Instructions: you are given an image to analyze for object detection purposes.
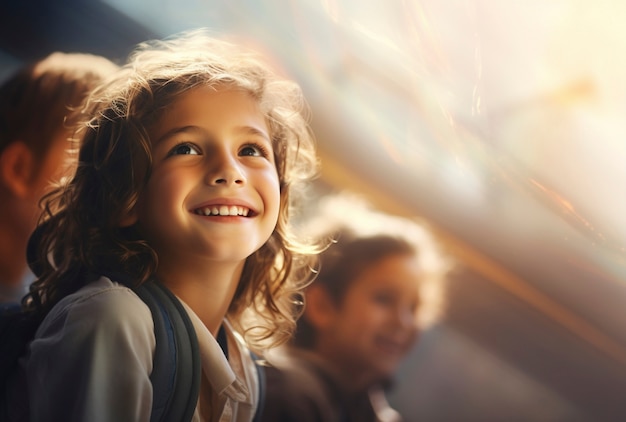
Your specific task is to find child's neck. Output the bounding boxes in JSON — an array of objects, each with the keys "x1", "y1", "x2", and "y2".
[{"x1": 157, "y1": 260, "x2": 244, "y2": 336}]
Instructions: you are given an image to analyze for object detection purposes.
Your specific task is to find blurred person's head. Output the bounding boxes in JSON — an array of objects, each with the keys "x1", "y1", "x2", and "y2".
[
  {"x1": 292, "y1": 193, "x2": 451, "y2": 390},
  {"x1": 0, "y1": 52, "x2": 118, "y2": 291}
]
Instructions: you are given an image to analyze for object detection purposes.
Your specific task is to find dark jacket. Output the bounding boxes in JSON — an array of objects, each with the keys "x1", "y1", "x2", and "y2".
[{"x1": 260, "y1": 349, "x2": 402, "y2": 422}]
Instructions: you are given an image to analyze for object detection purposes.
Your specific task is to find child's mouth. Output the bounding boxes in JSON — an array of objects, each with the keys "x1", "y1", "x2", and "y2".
[{"x1": 193, "y1": 205, "x2": 251, "y2": 217}]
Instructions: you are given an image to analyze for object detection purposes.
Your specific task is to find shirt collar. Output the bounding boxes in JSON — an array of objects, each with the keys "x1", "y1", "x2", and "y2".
[{"x1": 177, "y1": 299, "x2": 250, "y2": 402}]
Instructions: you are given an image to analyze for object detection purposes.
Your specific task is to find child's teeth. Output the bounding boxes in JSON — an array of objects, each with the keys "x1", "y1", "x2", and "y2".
[{"x1": 196, "y1": 205, "x2": 250, "y2": 216}]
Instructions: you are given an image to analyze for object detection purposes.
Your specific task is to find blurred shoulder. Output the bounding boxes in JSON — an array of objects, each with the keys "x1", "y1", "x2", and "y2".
[
  {"x1": 39, "y1": 276, "x2": 152, "y2": 334},
  {"x1": 262, "y1": 349, "x2": 339, "y2": 422}
]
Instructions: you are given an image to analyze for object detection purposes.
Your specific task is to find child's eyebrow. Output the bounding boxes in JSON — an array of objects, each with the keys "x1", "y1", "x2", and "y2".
[
  {"x1": 153, "y1": 125, "x2": 271, "y2": 146},
  {"x1": 237, "y1": 125, "x2": 271, "y2": 143},
  {"x1": 154, "y1": 125, "x2": 202, "y2": 146}
]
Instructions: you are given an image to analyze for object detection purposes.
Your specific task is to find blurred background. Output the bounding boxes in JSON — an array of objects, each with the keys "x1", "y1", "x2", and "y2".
[{"x1": 2, "y1": 0, "x2": 626, "y2": 420}]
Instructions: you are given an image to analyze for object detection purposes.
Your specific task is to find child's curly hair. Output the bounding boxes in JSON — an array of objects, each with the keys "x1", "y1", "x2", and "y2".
[{"x1": 26, "y1": 29, "x2": 321, "y2": 349}]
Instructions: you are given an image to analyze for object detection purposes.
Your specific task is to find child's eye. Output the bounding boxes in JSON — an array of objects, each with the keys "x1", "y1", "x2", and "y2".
[
  {"x1": 240, "y1": 143, "x2": 269, "y2": 158},
  {"x1": 167, "y1": 143, "x2": 200, "y2": 157},
  {"x1": 373, "y1": 292, "x2": 394, "y2": 306}
]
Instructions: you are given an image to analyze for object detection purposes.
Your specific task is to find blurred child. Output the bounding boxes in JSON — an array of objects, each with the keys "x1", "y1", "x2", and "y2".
[
  {"x1": 261, "y1": 194, "x2": 451, "y2": 422},
  {"x1": 0, "y1": 52, "x2": 118, "y2": 302},
  {"x1": 7, "y1": 30, "x2": 319, "y2": 421}
]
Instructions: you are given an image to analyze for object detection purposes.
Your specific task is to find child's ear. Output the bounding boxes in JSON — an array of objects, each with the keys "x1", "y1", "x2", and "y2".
[
  {"x1": 0, "y1": 141, "x2": 37, "y2": 198},
  {"x1": 303, "y1": 284, "x2": 338, "y2": 331}
]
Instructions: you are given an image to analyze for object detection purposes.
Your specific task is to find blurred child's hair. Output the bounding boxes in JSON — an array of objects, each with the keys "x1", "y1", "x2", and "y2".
[
  {"x1": 26, "y1": 30, "x2": 320, "y2": 349},
  {"x1": 292, "y1": 193, "x2": 452, "y2": 350},
  {"x1": 0, "y1": 52, "x2": 119, "y2": 161}
]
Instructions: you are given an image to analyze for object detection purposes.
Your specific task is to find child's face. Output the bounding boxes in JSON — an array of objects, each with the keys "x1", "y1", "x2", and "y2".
[
  {"x1": 322, "y1": 253, "x2": 421, "y2": 384},
  {"x1": 132, "y1": 85, "x2": 280, "y2": 272}
]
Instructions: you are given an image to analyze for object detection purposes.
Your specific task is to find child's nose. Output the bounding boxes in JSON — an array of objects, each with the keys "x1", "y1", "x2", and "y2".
[
  {"x1": 395, "y1": 307, "x2": 418, "y2": 330},
  {"x1": 206, "y1": 153, "x2": 246, "y2": 186}
]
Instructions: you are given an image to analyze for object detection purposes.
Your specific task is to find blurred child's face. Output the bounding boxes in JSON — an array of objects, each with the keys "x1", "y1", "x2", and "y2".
[
  {"x1": 320, "y1": 253, "x2": 421, "y2": 385},
  {"x1": 133, "y1": 85, "x2": 280, "y2": 273}
]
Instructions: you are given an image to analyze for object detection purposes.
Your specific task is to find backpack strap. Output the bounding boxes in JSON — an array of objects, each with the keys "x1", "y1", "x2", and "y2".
[
  {"x1": 134, "y1": 280, "x2": 201, "y2": 422},
  {"x1": 251, "y1": 352, "x2": 266, "y2": 422}
]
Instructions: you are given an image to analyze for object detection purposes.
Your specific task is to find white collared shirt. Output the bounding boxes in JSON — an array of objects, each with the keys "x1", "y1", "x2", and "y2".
[
  {"x1": 14, "y1": 277, "x2": 259, "y2": 422},
  {"x1": 178, "y1": 300, "x2": 259, "y2": 422}
]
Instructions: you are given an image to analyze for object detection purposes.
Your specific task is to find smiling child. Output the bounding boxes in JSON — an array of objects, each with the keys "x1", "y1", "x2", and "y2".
[
  {"x1": 6, "y1": 30, "x2": 319, "y2": 422},
  {"x1": 261, "y1": 194, "x2": 451, "y2": 422}
]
